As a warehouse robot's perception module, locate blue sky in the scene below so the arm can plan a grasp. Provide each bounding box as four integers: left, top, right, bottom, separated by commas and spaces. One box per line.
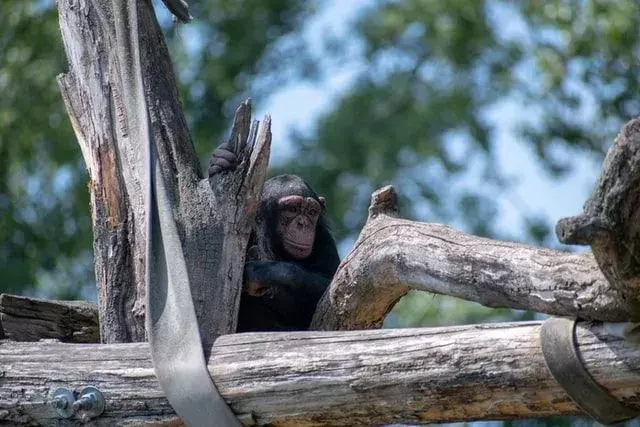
255, 0, 602, 246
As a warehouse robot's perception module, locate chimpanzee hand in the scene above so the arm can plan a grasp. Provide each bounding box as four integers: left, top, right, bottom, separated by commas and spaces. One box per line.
244, 261, 330, 300
244, 261, 295, 292
243, 261, 320, 325
208, 142, 237, 177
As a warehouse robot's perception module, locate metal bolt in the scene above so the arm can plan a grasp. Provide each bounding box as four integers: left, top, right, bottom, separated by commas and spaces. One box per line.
50, 388, 75, 419
73, 386, 105, 421
72, 392, 97, 411
51, 396, 68, 410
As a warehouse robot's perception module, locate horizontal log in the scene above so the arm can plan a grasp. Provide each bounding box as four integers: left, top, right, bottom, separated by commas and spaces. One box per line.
0, 294, 99, 343
312, 186, 629, 331
1, 321, 639, 425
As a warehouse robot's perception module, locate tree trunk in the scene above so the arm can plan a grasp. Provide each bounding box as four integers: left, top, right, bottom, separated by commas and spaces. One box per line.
1, 321, 639, 426
56, 0, 269, 347
556, 117, 640, 319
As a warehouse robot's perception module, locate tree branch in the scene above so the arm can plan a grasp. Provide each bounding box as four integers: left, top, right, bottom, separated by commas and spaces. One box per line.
312, 186, 628, 331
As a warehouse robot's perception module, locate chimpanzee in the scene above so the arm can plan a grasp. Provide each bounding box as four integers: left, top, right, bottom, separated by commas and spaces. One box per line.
209, 143, 341, 332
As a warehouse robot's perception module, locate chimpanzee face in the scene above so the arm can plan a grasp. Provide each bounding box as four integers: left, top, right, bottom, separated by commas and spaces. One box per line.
276, 195, 322, 259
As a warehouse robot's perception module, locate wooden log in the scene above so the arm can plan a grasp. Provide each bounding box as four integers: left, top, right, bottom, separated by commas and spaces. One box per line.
312, 186, 629, 331
556, 117, 640, 319
0, 321, 639, 426
0, 294, 98, 343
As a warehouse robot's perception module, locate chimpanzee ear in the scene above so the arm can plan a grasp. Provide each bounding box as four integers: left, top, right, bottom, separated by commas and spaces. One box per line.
318, 196, 326, 208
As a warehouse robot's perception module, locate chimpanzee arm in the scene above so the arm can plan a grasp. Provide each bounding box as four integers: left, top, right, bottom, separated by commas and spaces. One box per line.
244, 260, 331, 303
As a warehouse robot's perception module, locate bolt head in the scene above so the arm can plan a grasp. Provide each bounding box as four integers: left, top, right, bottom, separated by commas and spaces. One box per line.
51, 397, 67, 409
50, 388, 75, 419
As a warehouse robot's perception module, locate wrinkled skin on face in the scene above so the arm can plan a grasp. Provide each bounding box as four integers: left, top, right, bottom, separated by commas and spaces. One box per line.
277, 195, 322, 259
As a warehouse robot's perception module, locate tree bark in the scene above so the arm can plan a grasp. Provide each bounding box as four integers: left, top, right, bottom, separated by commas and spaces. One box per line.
312, 186, 629, 331
56, 0, 269, 347
1, 321, 639, 426
556, 117, 640, 319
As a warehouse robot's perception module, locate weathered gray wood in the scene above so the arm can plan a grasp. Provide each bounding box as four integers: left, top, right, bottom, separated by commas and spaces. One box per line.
556, 117, 640, 320
0, 294, 99, 343
56, 0, 269, 347
313, 186, 629, 331
1, 321, 639, 426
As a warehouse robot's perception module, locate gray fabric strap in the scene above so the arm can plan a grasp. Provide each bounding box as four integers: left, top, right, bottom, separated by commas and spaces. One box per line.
540, 317, 638, 425
114, 2, 241, 426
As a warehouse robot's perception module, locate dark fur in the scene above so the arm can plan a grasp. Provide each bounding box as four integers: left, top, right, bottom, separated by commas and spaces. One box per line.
255, 175, 338, 277
209, 144, 340, 331
236, 174, 340, 332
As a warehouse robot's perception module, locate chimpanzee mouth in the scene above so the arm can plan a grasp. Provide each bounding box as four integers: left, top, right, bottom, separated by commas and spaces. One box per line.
285, 240, 312, 251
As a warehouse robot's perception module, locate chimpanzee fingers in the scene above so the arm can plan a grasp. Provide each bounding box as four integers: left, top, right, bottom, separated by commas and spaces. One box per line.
244, 261, 278, 286
247, 245, 261, 262
243, 261, 262, 283
208, 156, 236, 177
214, 157, 233, 169
244, 261, 298, 288
208, 143, 238, 177
208, 163, 224, 177
214, 147, 237, 162
243, 280, 267, 296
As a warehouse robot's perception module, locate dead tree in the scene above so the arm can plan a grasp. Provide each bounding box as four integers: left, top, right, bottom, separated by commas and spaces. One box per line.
1, 0, 639, 425
56, 0, 270, 350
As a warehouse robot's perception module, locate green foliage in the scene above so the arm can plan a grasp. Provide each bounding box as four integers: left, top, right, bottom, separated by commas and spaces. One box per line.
166, 0, 317, 157
0, 0, 312, 297
283, 0, 639, 242
385, 291, 535, 328
278, 0, 640, 327
519, 1, 640, 173
0, 2, 91, 297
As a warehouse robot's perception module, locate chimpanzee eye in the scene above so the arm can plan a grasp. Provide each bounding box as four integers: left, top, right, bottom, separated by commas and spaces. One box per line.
284, 205, 298, 214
